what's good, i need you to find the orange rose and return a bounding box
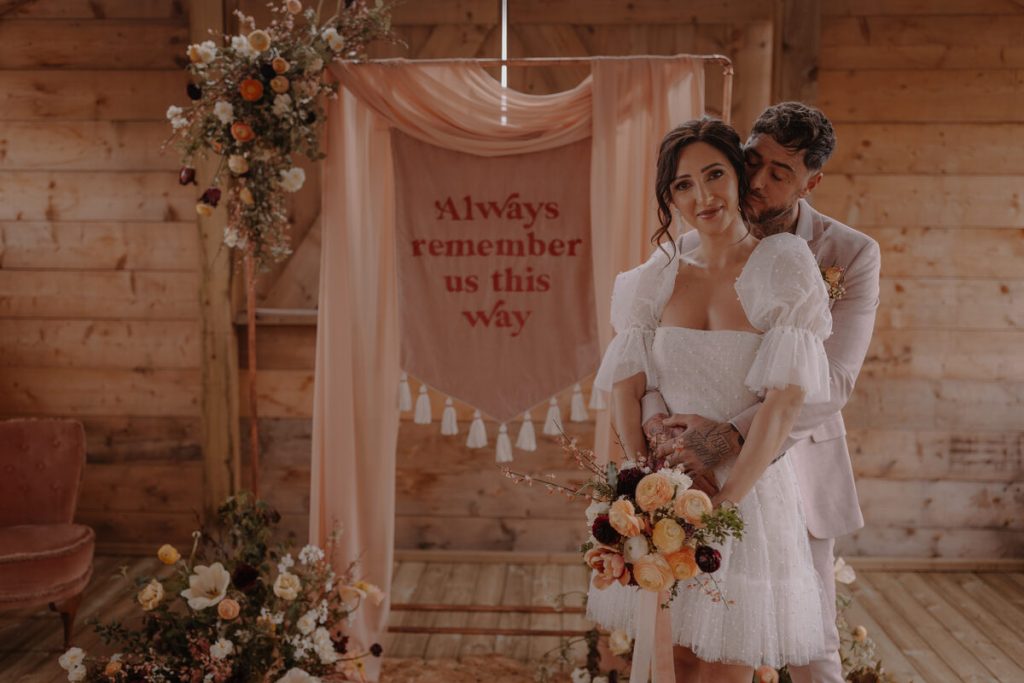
[217,597,240,621]
[652,518,685,554]
[632,554,674,592]
[270,75,290,94]
[664,546,699,580]
[674,489,713,527]
[585,546,630,589]
[104,660,123,676]
[608,499,642,538]
[230,121,255,143]
[272,57,290,74]
[239,78,264,101]
[635,472,674,512]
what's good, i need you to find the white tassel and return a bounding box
[570,383,589,422]
[516,410,537,451]
[466,409,488,449]
[414,385,432,424]
[588,387,607,410]
[495,423,513,463]
[543,397,562,436]
[398,372,413,412]
[440,397,458,435]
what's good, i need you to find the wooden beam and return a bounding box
[772,0,821,104]
[189,0,241,516]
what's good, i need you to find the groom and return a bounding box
[644,102,881,682]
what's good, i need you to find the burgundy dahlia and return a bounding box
[370,643,384,657]
[186,83,202,100]
[615,467,645,499]
[231,563,260,592]
[591,514,620,546]
[695,546,721,574]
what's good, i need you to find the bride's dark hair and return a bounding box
[651,117,750,260]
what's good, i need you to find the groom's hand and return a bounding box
[658,414,743,474]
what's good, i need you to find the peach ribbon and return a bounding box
[629,589,676,683]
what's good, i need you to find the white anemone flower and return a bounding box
[180,562,230,610]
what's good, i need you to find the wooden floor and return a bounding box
[2,554,1024,682]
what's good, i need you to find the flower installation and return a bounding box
[167,0,396,266]
[56,493,384,683]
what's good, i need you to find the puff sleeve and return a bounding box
[736,233,833,403]
[593,253,675,393]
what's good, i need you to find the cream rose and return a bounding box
[635,472,675,512]
[274,571,302,601]
[632,554,674,592]
[608,499,642,537]
[608,629,633,656]
[664,546,699,580]
[652,518,686,554]
[674,489,713,527]
[138,579,164,611]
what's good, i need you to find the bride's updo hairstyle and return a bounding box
[651,117,750,258]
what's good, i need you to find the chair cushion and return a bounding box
[0,524,94,609]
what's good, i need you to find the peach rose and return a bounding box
[664,546,699,580]
[635,472,674,512]
[272,57,290,74]
[585,546,630,589]
[674,489,713,527]
[239,78,264,102]
[608,499,642,537]
[230,121,255,143]
[270,76,290,93]
[755,665,779,683]
[247,29,271,53]
[652,518,686,554]
[632,554,674,592]
[157,544,180,565]
[218,598,240,621]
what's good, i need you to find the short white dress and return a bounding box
[588,233,833,668]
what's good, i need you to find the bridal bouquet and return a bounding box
[166,0,396,266]
[56,493,383,683]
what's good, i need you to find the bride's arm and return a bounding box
[611,372,650,462]
[713,384,804,506]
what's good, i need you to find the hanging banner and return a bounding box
[392,131,598,423]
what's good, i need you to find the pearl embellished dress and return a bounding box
[588,233,833,668]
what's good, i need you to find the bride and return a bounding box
[588,118,832,681]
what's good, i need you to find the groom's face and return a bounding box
[742,134,822,228]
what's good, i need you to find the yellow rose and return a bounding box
[853,625,868,642]
[635,472,675,512]
[632,554,674,592]
[674,489,713,527]
[755,665,779,683]
[652,518,686,554]
[247,29,271,53]
[217,597,240,621]
[157,544,180,565]
[137,579,164,611]
[608,499,643,538]
[664,546,699,580]
[270,75,290,93]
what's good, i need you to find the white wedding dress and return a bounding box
[588,233,833,668]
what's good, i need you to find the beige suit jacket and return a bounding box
[644,199,881,539]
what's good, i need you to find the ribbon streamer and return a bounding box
[629,589,676,683]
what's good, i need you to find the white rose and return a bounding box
[59,647,85,670]
[272,93,293,117]
[623,535,649,563]
[196,40,217,64]
[321,27,345,52]
[570,667,591,683]
[231,35,258,59]
[279,167,306,193]
[274,571,301,601]
[214,100,234,125]
[67,664,87,683]
[609,629,633,655]
[210,638,234,660]
[180,562,230,610]
[276,669,321,683]
[297,609,317,635]
[585,500,609,525]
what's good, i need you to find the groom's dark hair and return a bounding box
[750,102,836,172]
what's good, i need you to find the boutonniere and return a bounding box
[821,264,846,301]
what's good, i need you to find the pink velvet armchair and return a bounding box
[0,419,95,648]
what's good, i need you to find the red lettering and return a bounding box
[549,239,565,256]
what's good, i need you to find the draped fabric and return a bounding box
[312,57,703,680]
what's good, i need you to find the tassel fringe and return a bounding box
[414,385,432,424]
[516,410,537,451]
[495,423,513,463]
[467,410,488,449]
[398,372,413,412]
[570,383,588,422]
[441,397,458,435]
[543,397,562,436]
[588,387,607,410]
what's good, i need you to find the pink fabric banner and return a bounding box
[392,132,598,422]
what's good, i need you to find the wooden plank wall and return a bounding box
[814,1,1024,557]
[0,0,203,552]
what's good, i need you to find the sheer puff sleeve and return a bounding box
[593,251,676,393]
[736,233,833,403]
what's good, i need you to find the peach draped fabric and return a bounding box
[312,57,703,679]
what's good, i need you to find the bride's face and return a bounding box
[669,142,742,237]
